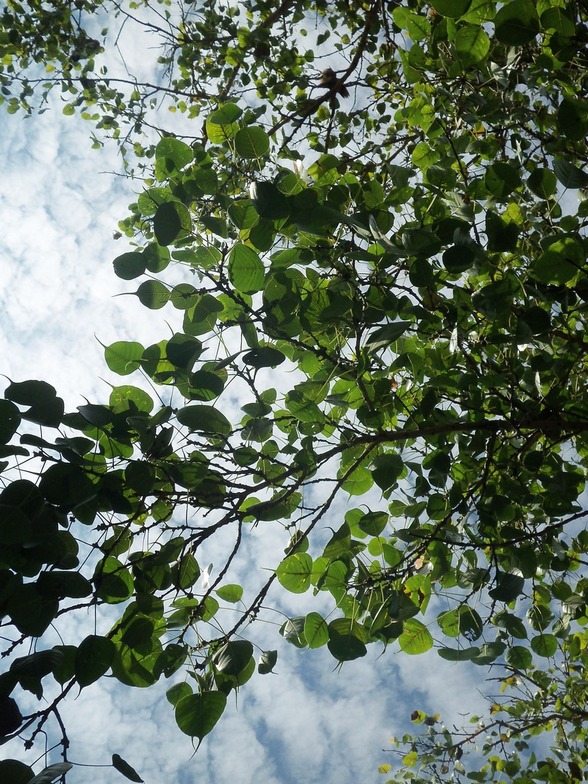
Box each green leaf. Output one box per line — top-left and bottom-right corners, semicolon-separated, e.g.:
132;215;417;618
0;400;21;444
527;168;557;199
553;159;588;189
228;244;265;294
186;370;225;401
371;453;404;492
0;760;33;784
485;210;519;252
304;612;329;649
365;322;411;349
166;333;203;370
104;341;145;376
37;571;92;599
494;0;540;45
174;554;200;589
392;8;431;40
276;553;313;593
112;754;144;783
438;646;481;662
442;244;477;273
341;463;373;495
234;126;270;159
205;103;242;143
213;640;253;676
530;634;558;658
485;161;521;200
6;585;58;637
0;507;32;545
471;640;506;665
155;137;193;175
242;347;286;368
166;682;192;706
327;619;367;661
429;0;471;18
153;201;191;246
10;650;59;681
506;645;533;669
176;404;231;435
38;463;95;510
398;618;434;655
75;635;115;687
94;557;134;604
557;98;588;142
135;280;170;309
257;650;278;674
437;607;483;641
455;24;490;64
4;380;64;427
245;491;302;522
27;762;73;783
488;571;525;602
358;511;388;536
250;181;291;220
113;252;146;280
110;385;153;413
280;618;307;649
541;7;575;37
531;237;581;285
175;691;227;739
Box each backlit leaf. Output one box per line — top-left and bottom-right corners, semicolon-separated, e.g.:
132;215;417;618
175;691;227;739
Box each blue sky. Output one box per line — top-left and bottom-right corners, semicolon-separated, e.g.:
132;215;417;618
0;34;492;784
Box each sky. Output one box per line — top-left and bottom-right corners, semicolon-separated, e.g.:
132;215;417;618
0;11;492;784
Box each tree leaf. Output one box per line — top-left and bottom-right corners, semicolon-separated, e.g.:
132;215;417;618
214;584;243;603
304;612;329;649
429;0;471;18
530;634;558;658
276;553;313;593
75;635;115;687
494;0;540;45
365;322;411;349
176;404;231;435
28;763;73;784
488;571;525;603
4;380;64;428
205;103;242;143
104;341;145;376
228;243;265;293
0;400;21;445
213;640;254;676
113;252;147;280
154;201;191;246
112;754;144;783
553;159;588;189
234;126;270;159
175;691;227;739
327;619;367;661
0;760;33;784
242;347;286;368
257;650;278;674
398;619;434;655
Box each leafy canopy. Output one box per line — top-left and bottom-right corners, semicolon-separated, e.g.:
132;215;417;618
1;1;588;783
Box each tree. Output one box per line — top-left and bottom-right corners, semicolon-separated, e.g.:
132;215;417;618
1;0;588;781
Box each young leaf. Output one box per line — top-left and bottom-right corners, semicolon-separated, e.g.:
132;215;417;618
112;754;144;783
257;650;278;674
